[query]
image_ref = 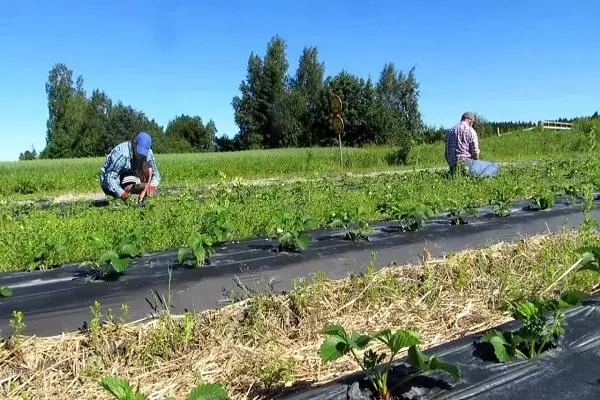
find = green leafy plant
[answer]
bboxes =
[527,191,555,211]
[447,199,474,225]
[580,184,597,235]
[269,211,311,252]
[320,325,461,400]
[396,204,432,231]
[560,183,580,205]
[327,205,373,240]
[87,235,143,279]
[178,233,214,267]
[27,240,61,271]
[209,205,235,244]
[100,376,147,400]
[1,286,12,297]
[489,187,513,217]
[9,310,26,349]
[578,246,600,273]
[480,291,586,362]
[100,375,228,400]
[376,188,406,220]
[376,188,437,227]
[258,357,295,389]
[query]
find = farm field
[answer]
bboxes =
[1,230,599,399]
[1,152,599,272]
[0,128,589,200]
[3,5,600,398]
[2,126,600,399]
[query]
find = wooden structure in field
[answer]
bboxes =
[538,120,573,130]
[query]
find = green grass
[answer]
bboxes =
[407,128,590,165]
[0,128,590,199]
[1,155,598,272]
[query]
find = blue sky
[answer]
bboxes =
[1,0,598,161]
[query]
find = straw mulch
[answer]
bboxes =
[0,230,594,400]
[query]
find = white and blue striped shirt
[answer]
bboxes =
[99,141,161,197]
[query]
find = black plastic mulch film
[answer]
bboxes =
[275,295,600,400]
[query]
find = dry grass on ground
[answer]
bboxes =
[1,230,598,400]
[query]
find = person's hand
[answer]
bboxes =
[147,185,156,195]
[120,191,129,200]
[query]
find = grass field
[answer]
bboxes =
[0,128,590,199]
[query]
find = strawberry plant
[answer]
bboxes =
[578,246,600,273]
[269,210,311,252]
[210,205,234,244]
[580,184,597,234]
[376,198,402,221]
[100,375,228,400]
[87,233,144,279]
[488,187,512,217]
[376,188,404,219]
[27,240,61,271]
[447,199,472,225]
[479,291,586,362]
[465,200,480,216]
[526,190,555,211]
[320,325,461,400]
[326,205,373,240]
[396,204,433,231]
[178,233,214,267]
[560,183,580,205]
[377,192,433,231]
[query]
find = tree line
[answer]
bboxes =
[21,34,594,161]
[228,35,423,162]
[38,63,218,160]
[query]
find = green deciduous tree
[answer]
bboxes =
[165,114,217,152]
[231,36,426,161]
[42,63,83,158]
[104,103,165,154]
[19,146,38,161]
[315,71,379,147]
[71,89,112,157]
[39,63,216,158]
[372,64,424,162]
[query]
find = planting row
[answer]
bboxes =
[277,230,600,400]
[43,235,600,400]
[109,236,600,400]
[279,291,600,400]
[2,223,600,399]
[1,156,600,273]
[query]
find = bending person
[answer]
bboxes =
[99,131,161,203]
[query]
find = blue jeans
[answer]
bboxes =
[462,158,500,177]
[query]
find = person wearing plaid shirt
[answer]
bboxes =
[444,112,480,175]
[99,131,161,203]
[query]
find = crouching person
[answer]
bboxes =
[99,131,161,203]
